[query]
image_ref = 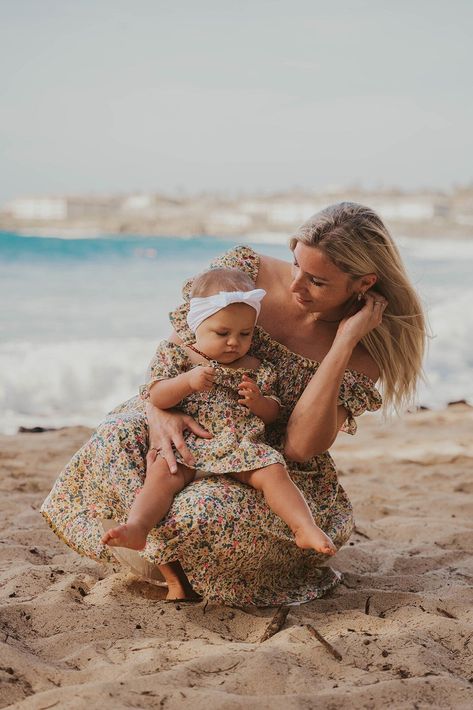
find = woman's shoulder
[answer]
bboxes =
[252,326,380,385]
[348,344,380,383]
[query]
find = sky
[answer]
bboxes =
[1,0,472,204]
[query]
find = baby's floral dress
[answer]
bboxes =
[41,245,382,607]
[139,341,285,475]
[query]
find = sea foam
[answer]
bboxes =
[0,338,158,434]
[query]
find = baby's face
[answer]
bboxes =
[194,302,256,363]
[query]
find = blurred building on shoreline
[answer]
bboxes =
[1,186,473,239]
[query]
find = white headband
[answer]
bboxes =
[187,289,266,332]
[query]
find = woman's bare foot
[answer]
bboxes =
[101,522,148,550]
[159,561,202,601]
[294,525,337,556]
[165,580,201,602]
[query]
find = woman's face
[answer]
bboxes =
[290,242,359,315]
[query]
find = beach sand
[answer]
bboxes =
[1,405,472,709]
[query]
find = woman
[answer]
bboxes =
[41,202,425,606]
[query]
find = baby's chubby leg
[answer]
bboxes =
[101,458,195,550]
[231,464,337,556]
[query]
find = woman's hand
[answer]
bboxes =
[336,291,388,345]
[146,404,212,474]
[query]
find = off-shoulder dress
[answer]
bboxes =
[41,245,382,606]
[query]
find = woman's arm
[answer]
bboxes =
[284,336,357,461]
[284,294,385,461]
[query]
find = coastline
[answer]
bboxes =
[1,405,472,708]
[1,218,473,242]
[2,185,473,242]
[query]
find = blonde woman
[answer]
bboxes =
[41,202,426,606]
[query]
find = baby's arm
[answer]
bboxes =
[238,375,280,424]
[149,366,215,409]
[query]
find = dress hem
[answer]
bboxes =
[40,508,110,563]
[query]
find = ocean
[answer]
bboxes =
[1,230,472,433]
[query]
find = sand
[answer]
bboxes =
[1,405,472,709]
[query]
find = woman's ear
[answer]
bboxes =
[360,274,378,291]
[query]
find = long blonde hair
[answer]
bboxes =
[290,202,426,412]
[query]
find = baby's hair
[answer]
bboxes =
[190,268,256,298]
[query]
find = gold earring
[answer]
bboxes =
[357,292,364,302]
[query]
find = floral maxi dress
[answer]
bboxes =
[40,245,382,607]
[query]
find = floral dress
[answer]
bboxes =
[40,245,382,607]
[140,341,285,475]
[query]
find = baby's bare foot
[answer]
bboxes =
[101,522,148,550]
[294,525,337,556]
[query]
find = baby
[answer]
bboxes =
[102,267,336,556]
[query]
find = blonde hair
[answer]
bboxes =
[190,267,255,298]
[290,202,426,413]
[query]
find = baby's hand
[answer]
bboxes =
[188,366,215,393]
[238,374,263,408]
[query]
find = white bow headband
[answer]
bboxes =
[187,289,266,333]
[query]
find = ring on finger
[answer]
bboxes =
[150,446,161,453]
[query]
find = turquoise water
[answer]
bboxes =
[0,232,241,341]
[1,230,472,431]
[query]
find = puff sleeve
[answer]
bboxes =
[139,341,190,400]
[337,371,382,434]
